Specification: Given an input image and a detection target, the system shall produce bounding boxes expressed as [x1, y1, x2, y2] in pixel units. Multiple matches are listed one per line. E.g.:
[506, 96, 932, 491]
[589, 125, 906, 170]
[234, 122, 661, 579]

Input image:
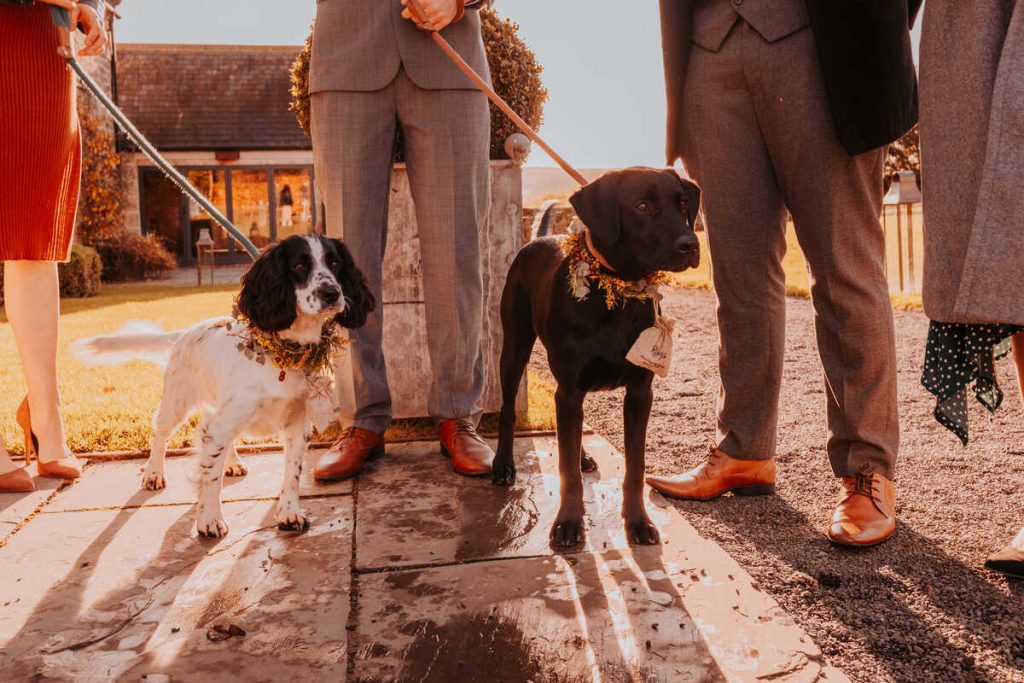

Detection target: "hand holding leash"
[40, 0, 106, 57]
[403, 0, 589, 187]
[400, 0, 459, 31]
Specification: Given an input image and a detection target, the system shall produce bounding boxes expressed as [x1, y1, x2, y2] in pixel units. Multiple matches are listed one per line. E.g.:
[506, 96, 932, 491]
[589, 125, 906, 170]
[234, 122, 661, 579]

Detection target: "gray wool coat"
[920, 0, 1024, 325]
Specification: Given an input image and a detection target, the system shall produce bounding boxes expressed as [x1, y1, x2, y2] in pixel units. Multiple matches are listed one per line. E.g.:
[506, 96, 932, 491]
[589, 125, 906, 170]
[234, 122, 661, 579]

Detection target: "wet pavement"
[0, 435, 847, 682]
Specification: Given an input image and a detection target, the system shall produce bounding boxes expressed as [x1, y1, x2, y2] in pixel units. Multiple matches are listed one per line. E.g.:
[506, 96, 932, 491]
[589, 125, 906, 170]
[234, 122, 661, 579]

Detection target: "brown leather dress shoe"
[439, 419, 494, 477]
[985, 542, 1024, 579]
[645, 447, 776, 501]
[313, 427, 384, 482]
[828, 466, 896, 547]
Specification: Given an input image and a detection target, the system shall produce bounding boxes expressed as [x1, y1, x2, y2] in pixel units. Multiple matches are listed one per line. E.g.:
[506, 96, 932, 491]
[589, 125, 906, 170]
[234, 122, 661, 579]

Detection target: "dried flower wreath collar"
[561, 228, 675, 310]
[215, 307, 350, 379]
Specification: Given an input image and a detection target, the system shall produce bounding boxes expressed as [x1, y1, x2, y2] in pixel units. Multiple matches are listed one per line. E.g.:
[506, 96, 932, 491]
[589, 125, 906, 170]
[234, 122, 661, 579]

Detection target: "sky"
[116, 1, 922, 170]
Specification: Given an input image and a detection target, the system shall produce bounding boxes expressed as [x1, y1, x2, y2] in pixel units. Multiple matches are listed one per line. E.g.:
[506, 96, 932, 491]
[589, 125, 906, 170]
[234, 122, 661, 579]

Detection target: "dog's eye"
[292, 263, 307, 274]
[635, 201, 652, 214]
[679, 199, 688, 212]
[328, 259, 340, 269]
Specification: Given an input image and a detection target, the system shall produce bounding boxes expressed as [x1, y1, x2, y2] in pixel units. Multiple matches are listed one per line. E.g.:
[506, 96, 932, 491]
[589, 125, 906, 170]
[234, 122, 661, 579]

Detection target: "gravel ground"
[529, 287, 1024, 683]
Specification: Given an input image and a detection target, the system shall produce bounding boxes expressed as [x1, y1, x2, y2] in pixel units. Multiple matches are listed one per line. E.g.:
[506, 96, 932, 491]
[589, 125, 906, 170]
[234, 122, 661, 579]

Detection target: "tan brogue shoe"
[439, 419, 494, 477]
[645, 447, 776, 501]
[828, 465, 896, 547]
[313, 427, 384, 482]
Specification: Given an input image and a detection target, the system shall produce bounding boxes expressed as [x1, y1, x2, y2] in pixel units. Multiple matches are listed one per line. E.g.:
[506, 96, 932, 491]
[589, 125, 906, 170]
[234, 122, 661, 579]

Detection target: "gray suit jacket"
[310, 0, 490, 94]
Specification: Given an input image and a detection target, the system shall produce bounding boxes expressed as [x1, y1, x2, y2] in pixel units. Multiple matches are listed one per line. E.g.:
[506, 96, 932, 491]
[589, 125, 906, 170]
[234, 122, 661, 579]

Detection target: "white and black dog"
[74, 235, 373, 538]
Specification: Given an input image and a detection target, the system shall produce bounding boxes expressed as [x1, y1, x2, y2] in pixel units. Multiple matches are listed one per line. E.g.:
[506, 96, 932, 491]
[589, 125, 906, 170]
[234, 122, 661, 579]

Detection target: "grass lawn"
[0, 283, 557, 455]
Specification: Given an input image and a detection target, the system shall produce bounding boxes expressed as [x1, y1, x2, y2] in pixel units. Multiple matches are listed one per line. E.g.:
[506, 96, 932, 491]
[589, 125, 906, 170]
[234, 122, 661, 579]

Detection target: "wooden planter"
[340, 161, 526, 419]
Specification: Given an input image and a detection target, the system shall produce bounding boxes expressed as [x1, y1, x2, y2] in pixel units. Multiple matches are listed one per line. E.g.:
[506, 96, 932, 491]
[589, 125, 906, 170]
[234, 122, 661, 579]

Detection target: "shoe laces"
[452, 420, 486, 444]
[850, 464, 877, 498]
[333, 427, 357, 449]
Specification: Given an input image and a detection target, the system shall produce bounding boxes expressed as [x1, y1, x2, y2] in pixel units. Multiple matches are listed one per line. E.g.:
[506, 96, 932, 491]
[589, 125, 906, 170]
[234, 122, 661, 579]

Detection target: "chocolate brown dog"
[493, 167, 701, 547]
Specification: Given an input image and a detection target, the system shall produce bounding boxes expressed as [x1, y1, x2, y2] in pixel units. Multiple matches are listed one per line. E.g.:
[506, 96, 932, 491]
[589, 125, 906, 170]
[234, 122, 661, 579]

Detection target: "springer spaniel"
[74, 235, 374, 538]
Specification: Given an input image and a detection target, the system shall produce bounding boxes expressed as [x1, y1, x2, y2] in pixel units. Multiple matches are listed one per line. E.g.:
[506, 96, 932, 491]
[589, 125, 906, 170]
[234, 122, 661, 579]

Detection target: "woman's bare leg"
[3, 261, 71, 464]
[0, 441, 18, 475]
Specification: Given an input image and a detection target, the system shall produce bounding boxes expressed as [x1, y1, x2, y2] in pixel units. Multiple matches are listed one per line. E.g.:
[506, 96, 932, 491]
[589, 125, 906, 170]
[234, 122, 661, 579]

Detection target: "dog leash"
[51, 7, 260, 259]
[405, 0, 589, 188]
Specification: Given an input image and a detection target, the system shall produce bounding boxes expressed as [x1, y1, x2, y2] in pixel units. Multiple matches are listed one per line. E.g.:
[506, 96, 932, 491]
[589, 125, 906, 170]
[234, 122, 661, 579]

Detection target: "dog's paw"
[141, 469, 166, 490]
[196, 515, 229, 538]
[275, 502, 310, 533]
[580, 452, 598, 473]
[224, 460, 249, 477]
[550, 515, 586, 548]
[625, 515, 661, 546]
[491, 459, 516, 486]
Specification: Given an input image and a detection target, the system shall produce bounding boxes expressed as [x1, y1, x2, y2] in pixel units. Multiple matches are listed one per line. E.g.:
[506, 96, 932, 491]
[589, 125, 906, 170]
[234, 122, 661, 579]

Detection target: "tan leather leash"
[404, 0, 589, 187]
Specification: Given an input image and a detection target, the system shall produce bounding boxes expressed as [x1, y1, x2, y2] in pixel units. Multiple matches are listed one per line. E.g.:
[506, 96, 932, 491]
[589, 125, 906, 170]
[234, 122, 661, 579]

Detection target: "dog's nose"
[317, 284, 341, 305]
[675, 234, 699, 255]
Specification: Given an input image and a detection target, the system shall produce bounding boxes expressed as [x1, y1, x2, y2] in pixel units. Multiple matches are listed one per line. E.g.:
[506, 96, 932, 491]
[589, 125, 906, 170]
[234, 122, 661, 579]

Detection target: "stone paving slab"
[353, 552, 720, 683]
[45, 448, 351, 513]
[0, 475, 64, 541]
[0, 497, 353, 683]
[0, 436, 848, 682]
[355, 435, 848, 683]
[356, 435, 630, 570]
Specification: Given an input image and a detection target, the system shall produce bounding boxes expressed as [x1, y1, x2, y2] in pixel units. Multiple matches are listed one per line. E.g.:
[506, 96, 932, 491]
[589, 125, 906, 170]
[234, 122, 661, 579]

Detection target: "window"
[140, 164, 316, 263]
[231, 170, 272, 250]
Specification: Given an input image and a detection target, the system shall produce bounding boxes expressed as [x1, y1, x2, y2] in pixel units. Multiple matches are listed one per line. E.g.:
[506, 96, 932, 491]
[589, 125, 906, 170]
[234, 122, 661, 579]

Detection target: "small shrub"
[94, 232, 176, 282]
[58, 244, 103, 297]
[289, 8, 547, 161]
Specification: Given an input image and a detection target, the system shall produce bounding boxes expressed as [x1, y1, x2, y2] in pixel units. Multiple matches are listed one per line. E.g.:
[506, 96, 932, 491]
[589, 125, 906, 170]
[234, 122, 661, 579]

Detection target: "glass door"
[186, 169, 228, 261]
[140, 169, 184, 260]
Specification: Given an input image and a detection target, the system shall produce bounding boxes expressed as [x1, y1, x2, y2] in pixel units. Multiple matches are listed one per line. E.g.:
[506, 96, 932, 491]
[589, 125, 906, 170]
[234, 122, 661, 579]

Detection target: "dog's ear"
[328, 238, 376, 330]
[569, 171, 623, 246]
[237, 243, 297, 332]
[664, 167, 701, 228]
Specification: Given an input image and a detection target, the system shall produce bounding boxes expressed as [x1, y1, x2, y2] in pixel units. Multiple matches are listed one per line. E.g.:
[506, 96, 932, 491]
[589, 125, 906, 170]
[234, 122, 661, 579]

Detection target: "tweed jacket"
[659, 0, 923, 160]
[920, 1, 1024, 325]
[310, 0, 490, 93]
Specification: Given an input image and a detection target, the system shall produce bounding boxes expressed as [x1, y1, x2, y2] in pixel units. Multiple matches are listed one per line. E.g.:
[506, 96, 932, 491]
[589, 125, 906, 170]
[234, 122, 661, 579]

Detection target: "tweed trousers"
[679, 20, 899, 478]
[311, 68, 491, 434]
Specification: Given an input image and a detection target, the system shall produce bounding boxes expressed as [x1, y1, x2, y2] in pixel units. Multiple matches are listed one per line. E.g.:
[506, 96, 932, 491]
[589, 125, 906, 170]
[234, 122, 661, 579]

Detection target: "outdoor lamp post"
[196, 227, 215, 286]
[881, 170, 924, 294]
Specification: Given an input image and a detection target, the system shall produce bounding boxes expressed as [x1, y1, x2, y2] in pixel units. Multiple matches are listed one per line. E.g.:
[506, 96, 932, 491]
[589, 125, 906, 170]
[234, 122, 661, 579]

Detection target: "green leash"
[51, 7, 260, 260]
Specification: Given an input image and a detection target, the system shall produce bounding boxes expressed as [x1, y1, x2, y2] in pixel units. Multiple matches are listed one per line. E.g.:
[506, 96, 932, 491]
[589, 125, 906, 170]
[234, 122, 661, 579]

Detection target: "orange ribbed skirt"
[0, 4, 81, 262]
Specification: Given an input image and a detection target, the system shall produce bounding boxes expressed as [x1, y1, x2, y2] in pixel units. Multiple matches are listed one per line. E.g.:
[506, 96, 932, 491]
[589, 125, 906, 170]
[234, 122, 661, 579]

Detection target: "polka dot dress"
[922, 321, 1023, 445]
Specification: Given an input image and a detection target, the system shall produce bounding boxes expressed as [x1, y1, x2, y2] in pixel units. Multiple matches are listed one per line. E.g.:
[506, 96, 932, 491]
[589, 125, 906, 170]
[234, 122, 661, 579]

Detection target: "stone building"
[115, 44, 313, 265]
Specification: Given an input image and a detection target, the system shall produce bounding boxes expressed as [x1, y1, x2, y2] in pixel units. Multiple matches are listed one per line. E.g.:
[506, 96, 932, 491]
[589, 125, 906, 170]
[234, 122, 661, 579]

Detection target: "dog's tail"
[72, 321, 183, 367]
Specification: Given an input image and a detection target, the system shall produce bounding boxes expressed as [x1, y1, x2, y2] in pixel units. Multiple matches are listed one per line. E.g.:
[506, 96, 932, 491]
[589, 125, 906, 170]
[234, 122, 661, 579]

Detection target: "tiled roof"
[116, 44, 310, 151]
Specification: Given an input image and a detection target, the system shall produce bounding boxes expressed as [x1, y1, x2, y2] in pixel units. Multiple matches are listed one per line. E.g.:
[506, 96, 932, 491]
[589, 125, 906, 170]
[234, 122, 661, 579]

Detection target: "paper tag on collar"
[626, 315, 675, 378]
[307, 374, 339, 433]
